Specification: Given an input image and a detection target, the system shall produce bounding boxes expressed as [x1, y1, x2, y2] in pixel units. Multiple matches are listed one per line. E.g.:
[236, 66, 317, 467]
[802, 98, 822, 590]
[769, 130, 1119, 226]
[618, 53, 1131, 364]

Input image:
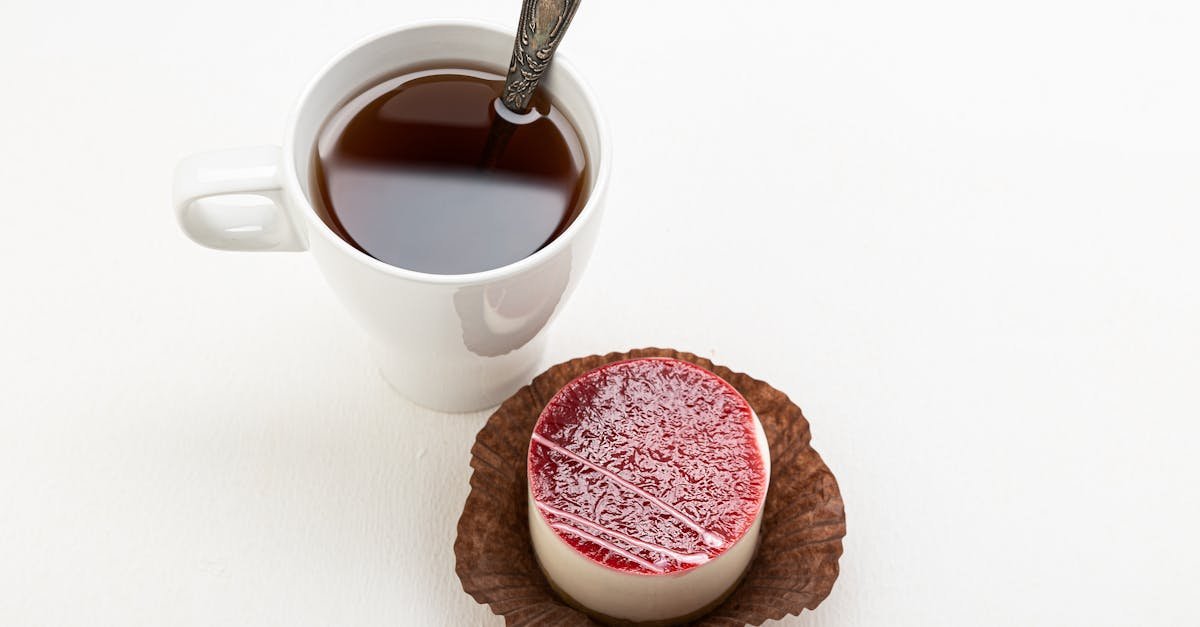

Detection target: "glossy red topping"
[528, 358, 767, 574]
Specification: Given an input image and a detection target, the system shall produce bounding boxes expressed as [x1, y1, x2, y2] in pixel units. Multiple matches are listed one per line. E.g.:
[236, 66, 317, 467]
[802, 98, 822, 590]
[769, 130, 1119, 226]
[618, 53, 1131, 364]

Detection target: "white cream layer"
[528, 410, 770, 624]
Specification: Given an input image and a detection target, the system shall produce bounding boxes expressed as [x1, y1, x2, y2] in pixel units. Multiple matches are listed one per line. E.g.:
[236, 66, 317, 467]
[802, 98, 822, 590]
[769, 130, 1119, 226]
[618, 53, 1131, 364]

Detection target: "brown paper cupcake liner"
[455, 348, 846, 626]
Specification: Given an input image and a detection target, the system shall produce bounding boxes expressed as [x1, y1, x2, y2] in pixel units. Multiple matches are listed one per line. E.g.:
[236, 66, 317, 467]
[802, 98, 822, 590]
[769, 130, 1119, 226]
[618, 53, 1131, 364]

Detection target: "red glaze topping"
[528, 358, 767, 574]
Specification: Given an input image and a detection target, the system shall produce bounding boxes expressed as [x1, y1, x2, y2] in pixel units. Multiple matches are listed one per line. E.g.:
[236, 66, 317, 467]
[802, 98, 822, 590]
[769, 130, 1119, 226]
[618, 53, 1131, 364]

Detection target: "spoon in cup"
[480, 0, 583, 168]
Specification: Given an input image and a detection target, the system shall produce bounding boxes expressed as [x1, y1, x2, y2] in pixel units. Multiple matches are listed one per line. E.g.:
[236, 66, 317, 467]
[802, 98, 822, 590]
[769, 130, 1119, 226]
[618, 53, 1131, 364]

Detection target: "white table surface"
[2, 0, 1199, 625]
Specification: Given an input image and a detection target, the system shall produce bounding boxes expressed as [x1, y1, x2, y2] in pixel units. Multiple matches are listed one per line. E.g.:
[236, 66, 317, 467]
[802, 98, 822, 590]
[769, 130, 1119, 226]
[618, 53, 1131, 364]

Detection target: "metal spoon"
[480, 0, 582, 167]
[502, 0, 582, 113]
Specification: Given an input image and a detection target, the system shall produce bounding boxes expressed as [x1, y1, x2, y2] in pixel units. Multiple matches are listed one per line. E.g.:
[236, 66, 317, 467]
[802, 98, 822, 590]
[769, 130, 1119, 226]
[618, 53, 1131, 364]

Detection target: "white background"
[2, 0, 1198, 625]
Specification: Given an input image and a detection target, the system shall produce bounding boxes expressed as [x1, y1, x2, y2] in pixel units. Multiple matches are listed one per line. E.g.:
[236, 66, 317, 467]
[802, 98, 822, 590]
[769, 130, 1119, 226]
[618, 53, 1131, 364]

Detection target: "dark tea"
[310, 67, 588, 274]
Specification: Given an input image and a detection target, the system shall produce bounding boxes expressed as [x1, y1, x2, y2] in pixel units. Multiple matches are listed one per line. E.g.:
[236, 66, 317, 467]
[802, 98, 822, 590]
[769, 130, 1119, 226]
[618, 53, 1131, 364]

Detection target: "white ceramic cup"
[172, 20, 609, 412]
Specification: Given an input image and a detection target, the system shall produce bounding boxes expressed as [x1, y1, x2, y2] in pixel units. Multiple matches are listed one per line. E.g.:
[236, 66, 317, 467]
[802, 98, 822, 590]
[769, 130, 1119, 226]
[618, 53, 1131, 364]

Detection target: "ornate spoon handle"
[501, 0, 583, 113]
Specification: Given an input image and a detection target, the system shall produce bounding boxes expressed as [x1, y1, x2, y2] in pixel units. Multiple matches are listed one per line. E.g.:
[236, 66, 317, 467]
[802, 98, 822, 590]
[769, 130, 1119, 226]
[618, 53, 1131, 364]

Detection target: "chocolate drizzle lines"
[531, 432, 727, 551]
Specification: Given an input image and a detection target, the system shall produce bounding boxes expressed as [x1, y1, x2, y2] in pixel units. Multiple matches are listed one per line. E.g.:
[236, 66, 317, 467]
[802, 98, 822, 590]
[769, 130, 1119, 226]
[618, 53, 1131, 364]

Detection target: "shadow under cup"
[282, 22, 608, 412]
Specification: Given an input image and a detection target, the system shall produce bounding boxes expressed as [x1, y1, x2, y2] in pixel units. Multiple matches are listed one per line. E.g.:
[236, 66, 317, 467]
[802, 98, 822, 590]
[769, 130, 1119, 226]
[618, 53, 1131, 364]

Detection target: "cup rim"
[280, 18, 610, 286]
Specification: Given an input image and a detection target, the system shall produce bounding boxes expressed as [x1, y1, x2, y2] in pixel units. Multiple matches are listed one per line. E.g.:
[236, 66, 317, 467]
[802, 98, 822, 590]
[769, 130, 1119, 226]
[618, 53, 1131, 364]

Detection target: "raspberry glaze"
[527, 358, 768, 575]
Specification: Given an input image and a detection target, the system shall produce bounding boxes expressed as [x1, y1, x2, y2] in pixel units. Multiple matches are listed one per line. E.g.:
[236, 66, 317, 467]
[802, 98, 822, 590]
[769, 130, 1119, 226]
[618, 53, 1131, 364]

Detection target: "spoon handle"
[501, 0, 583, 114]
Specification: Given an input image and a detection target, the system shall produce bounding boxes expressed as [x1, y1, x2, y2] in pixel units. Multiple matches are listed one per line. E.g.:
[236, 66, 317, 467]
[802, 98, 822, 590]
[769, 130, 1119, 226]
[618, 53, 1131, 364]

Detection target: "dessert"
[527, 358, 770, 625]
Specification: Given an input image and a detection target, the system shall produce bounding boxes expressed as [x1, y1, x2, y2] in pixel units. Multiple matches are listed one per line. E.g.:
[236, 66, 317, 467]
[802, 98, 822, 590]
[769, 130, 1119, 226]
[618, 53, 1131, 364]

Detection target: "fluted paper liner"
[455, 348, 846, 625]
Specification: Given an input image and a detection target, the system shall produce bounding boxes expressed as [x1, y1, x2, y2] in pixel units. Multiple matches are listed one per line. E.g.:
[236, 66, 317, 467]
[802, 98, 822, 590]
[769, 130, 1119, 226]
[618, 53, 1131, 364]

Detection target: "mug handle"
[172, 146, 307, 251]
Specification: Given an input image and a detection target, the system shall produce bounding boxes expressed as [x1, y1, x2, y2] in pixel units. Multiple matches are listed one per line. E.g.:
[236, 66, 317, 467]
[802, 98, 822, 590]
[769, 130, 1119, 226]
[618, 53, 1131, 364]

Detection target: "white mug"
[172, 20, 610, 412]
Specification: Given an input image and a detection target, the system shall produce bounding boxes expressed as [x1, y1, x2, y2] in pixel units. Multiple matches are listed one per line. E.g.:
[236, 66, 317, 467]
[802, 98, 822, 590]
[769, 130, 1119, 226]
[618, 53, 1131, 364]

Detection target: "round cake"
[526, 358, 770, 625]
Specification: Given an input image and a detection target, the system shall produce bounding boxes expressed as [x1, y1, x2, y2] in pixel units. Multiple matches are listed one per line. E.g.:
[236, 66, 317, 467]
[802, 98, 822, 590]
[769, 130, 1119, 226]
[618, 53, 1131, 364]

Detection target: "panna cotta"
[527, 358, 770, 625]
